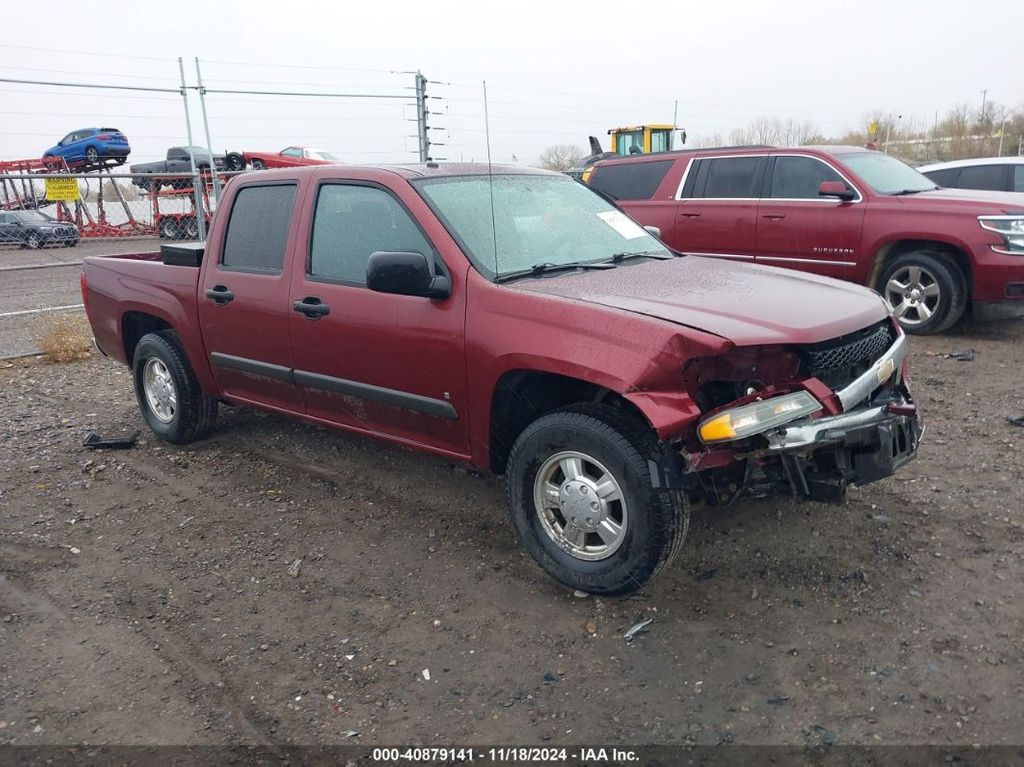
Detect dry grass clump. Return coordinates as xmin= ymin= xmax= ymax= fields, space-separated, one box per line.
xmin=36 ymin=313 xmax=92 ymax=363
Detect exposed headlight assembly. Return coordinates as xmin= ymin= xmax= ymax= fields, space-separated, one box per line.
xmin=698 ymin=391 xmax=822 ymax=444
xmin=978 ymin=215 xmax=1024 ymax=254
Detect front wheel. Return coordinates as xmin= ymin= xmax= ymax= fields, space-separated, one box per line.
xmin=880 ymin=252 xmax=966 ymax=335
xmin=132 ymin=331 xmax=217 ymax=444
xmin=251 ymin=159 xmax=266 ymax=170
xmin=85 ymin=146 xmax=99 ymax=163
xmin=26 ymin=233 xmax=42 ymax=249
xmin=506 ymin=404 xmax=688 ymax=596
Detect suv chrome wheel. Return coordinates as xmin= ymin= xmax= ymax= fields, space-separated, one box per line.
xmin=884 ymin=264 xmax=940 ymax=327
xmin=533 ymin=450 xmax=628 ymax=561
xmin=143 ymin=357 xmax=177 ymax=424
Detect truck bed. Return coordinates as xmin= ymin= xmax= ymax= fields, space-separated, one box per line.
xmin=82 ymin=250 xmax=203 ymax=366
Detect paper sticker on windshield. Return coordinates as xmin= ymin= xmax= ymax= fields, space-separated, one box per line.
xmin=597 ymin=210 xmax=647 ymax=240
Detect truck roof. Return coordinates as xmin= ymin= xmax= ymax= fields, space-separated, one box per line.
xmin=592 ymin=144 xmax=873 ymax=166
xmin=235 ymin=163 xmax=560 ymax=183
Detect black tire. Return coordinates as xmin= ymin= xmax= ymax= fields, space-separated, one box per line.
xmin=85 ymin=146 xmax=99 ymax=163
xmin=878 ymin=251 xmax=966 ymax=335
xmin=158 ymin=218 xmax=180 ymax=240
xmin=26 ymin=233 xmax=42 ymax=249
xmin=225 ymin=152 xmax=245 ymax=171
xmin=132 ymin=331 xmax=217 ymax=444
xmin=506 ymin=403 xmax=688 ymax=596
xmin=251 ymin=159 xmax=266 ymax=170
xmin=184 ymin=217 xmax=200 ymax=239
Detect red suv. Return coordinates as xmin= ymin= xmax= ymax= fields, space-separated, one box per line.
xmin=586 ymin=146 xmax=1024 ymax=333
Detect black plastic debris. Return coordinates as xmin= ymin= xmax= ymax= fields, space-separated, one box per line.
xmin=1008 ymin=416 xmax=1024 ymax=428
xmin=82 ymin=431 xmax=139 ymax=449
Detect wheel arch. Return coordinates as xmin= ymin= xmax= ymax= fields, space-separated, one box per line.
xmin=487 ymin=368 xmax=655 ymax=475
xmin=867 ymin=238 xmax=972 ymax=295
xmin=121 ymin=311 xmax=173 ymax=363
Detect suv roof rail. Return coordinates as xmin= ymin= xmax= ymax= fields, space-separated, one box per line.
xmin=596 ymin=145 xmax=773 ymax=164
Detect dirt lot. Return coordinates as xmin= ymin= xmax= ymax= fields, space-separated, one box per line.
xmin=1 ymin=321 xmax=1022 ymax=748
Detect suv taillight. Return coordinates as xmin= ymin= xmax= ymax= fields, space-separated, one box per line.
xmin=96 ymin=134 xmax=111 ymax=141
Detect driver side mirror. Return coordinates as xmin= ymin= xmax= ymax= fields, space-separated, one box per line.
xmin=366 ymin=251 xmax=451 ymax=299
xmin=818 ymin=180 xmax=857 ymax=201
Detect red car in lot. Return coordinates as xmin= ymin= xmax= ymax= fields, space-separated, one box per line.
xmin=80 ymin=163 xmax=921 ymax=595
xmin=586 ymin=146 xmax=1024 ymax=333
xmin=224 ymin=146 xmax=342 ymax=171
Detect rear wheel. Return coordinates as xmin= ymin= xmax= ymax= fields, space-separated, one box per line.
xmin=506 ymin=404 xmax=688 ymax=596
xmin=132 ymin=331 xmax=217 ymax=444
xmin=251 ymin=159 xmax=267 ymax=170
xmin=184 ymin=217 xmax=200 ymax=239
xmin=880 ymin=251 xmax=966 ymax=334
xmin=85 ymin=146 xmax=99 ymax=163
xmin=158 ymin=218 xmax=180 ymax=239
xmin=26 ymin=233 xmax=42 ymax=249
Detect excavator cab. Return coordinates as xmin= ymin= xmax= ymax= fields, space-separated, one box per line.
xmin=569 ymin=124 xmax=686 ymax=181
xmin=608 ymin=125 xmax=678 ymax=155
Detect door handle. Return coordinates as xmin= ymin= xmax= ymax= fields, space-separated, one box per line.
xmin=679 ymin=211 xmax=702 ymax=218
xmin=293 ymin=296 xmax=330 ymax=319
xmin=762 ymin=214 xmax=786 ymax=220
xmin=204 ymin=285 xmax=234 ymax=304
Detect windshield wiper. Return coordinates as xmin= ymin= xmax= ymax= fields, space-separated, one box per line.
xmin=494 ymin=261 xmax=616 ymax=283
xmin=605 ymin=249 xmax=674 ymax=263
xmin=890 ymin=187 xmax=936 ymax=196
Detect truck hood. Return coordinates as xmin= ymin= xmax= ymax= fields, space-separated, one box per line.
xmin=511 ymin=256 xmax=890 ymax=346
xmin=900 ymin=187 xmax=1024 ymax=211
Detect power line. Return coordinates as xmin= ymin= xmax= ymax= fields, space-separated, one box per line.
xmin=0 ymin=76 xmax=179 ymax=94
xmin=0 ymin=43 xmax=172 ymax=62
xmin=199 ymin=57 xmax=402 ymax=75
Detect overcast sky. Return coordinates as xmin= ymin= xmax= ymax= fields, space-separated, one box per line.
xmin=1 ymin=0 xmax=1021 ymax=165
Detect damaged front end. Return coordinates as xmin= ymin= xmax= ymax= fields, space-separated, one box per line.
xmin=676 ymin=319 xmax=922 ymax=505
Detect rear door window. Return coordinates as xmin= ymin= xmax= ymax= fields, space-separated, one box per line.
xmin=589 ymin=160 xmax=673 ymax=201
xmin=221 ymin=183 xmax=297 ymax=273
xmin=956 ymin=164 xmax=1006 ymax=191
xmin=1014 ymin=166 xmax=1024 ymax=193
xmin=769 ymin=156 xmax=846 ymax=199
xmin=689 ymin=157 xmax=766 ymax=199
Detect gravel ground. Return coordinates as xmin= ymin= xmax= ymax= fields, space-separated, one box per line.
xmin=0 ymin=321 xmax=1022 ymax=747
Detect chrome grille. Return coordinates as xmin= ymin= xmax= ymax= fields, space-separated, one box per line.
xmin=800 ymin=321 xmax=895 ymax=390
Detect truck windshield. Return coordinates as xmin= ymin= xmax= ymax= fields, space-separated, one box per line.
xmin=412 ymin=173 xmax=669 ymax=280
xmin=838 ymin=151 xmax=937 ymax=195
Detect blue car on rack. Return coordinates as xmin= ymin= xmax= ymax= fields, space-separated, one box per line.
xmin=42 ymin=127 xmax=131 ymax=168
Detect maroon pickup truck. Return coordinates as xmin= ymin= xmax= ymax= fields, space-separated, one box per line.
xmin=586 ymin=145 xmax=1024 ymax=334
xmin=81 ymin=163 xmax=921 ymax=595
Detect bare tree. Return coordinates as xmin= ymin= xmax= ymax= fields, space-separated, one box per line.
xmin=728 ymin=117 xmax=822 ymax=146
xmin=538 ymin=144 xmax=586 ymax=172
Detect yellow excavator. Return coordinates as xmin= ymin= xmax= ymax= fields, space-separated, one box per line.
xmin=571 ymin=124 xmax=686 ymax=181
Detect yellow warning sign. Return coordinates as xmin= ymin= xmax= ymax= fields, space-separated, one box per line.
xmin=867 ymin=121 xmax=879 ymax=137
xmin=44 ymin=178 xmax=80 ymax=201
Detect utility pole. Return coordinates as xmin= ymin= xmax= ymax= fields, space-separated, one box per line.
xmin=414 ymin=71 xmax=430 ymax=163
xmin=980 ymin=88 xmax=988 ymax=122
xmin=177 ymin=57 xmax=206 ymax=242
xmin=194 ymin=58 xmax=222 ymax=203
